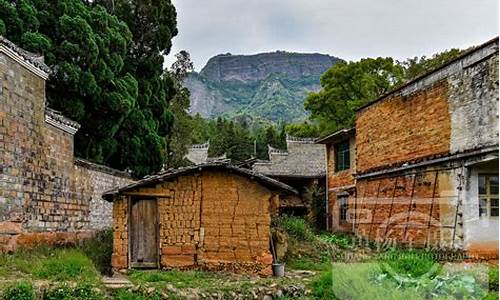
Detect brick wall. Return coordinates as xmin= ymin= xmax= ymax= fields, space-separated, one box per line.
xmin=111 ymin=170 xmax=275 ymax=275
xmin=356 ymin=80 xmax=452 ymax=174
xmin=0 ymin=47 xmax=133 ymax=252
xmin=326 ymin=137 xmax=355 ymax=232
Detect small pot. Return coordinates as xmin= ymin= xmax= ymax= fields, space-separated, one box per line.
xmin=272 ymin=263 xmax=285 ymax=277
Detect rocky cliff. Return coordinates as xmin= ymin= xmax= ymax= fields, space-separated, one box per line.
xmin=184 ymin=51 xmax=341 ymax=122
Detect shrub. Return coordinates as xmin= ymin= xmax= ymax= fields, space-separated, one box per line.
xmin=115 ymin=289 xmax=162 ymax=300
xmin=79 ymin=229 xmax=113 ymax=275
xmin=274 ymin=216 xmax=316 ymax=242
xmin=310 ymin=270 xmax=336 ymax=300
xmin=3 ymin=282 xmax=34 ymax=300
xmin=379 ymin=248 xmax=438 ymax=278
xmin=42 ymin=283 xmax=104 ymax=300
xmin=33 ymin=249 xmax=98 ymax=281
xmin=318 ymin=233 xmax=354 ymax=249
xmin=489 ymin=266 xmax=499 ymax=291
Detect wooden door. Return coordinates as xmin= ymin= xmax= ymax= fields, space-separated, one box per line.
xmin=130 ymin=198 xmax=158 ymax=268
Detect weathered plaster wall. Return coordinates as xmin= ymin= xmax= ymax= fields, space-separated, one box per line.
xmin=462 ymin=159 xmax=499 ymax=259
xmin=448 ymin=53 xmax=499 ymax=153
xmin=111 ymin=170 xmax=275 ymax=275
xmin=0 ymin=48 xmax=133 ymax=252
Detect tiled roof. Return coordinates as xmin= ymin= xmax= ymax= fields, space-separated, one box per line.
xmin=0 ymin=35 xmax=50 ymax=77
xmin=253 ymin=136 xmax=326 ymax=178
xmin=103 ymin=161 xmax=298 ymax=200
xmin=45 ymin=108 xmax=80 ymax=135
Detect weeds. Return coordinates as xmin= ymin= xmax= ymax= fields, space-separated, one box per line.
xmin=33 ymin=249 xmax=99 ymax=281
xmin=42 ymin=283 xmax=104 ymax=300
xmin=274 ymin=216 xmax=316 ymax=242
xmin=78 ymin=229 xmax=113 ymax=276
xmin=2 ymin=281 xmax=34 ymax=300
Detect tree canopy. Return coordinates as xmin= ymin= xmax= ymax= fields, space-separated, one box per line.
xmin=0 ymin=0 xmax=179 ymax=177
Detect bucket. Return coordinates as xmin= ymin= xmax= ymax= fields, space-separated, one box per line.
xmin=272 ymin=263 xmax=285 ymax=277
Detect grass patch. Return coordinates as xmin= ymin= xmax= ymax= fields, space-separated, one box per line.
xmin=42 ymin=283 xmax=104 ymax=300
xmin=0 ymin=246 xmax=100 ymax=282
xmin=274 ymin=216 xmax=316 ymax=242
xmin=2 ymin=281 xmax=34 ymax=300
xmin=33 ymin=249 xmax=99 ymax=281
xmin=379 ymin=248 xmax=438 ymax=278
xmin=128 ymin=270 xmax=213 ymax=289
xmin=79 ymin=229 xmax=113 ymax=276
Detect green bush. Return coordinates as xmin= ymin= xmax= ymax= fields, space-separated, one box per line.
xmin=379 ymin=248 xmax=438 ymax=278
xmin=33 ymin=249 xmax=99 ymax=281
xmin=310 ymin=270 xmax=336 ymax=300
xmin=3 ymin=282 xmax=34 ymax=300
xmin=79 ymin=229 xmax=113 ymax=275
xmin=318 ymin=233 xmax=354 ymax=249
xmin=489 ymin=266 xmax=499 ymax=291
xmin=114 ymin=289 xmax=162 ymax=300
xmin=42 ymin=283 xmax=104 ymax=300
xmin=274 ymin=216 xmax=316 ymax=242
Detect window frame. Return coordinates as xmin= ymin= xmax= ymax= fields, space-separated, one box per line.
xmin=338 ymin=195 xmax=349 ymax=222
xmin=334 ymin=139 xmax=351 ymax=172
xmin=478 ymin=173 xmax=499 ymax=218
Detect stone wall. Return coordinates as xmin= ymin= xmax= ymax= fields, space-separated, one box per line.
xmin=0 ymin=41 xmax=134 ymax=252
xmin=111 ymin=170 xmax=275 ymax=275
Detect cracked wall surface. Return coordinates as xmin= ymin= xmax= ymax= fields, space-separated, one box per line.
xmin=111 ymin=170 xmax=275 ymax=275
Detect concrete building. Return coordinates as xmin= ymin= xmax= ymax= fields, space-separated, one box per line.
xmin=318 ymin=37 xmax=499 ymax=258
xmin=103 ymin=162 xmax=296 ymax=275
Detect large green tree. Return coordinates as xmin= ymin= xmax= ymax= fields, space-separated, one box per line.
xmin=93 ymin=0 xmax=178 ymax=177
xmin=304 ymin=57 xmax=405 ymax=135
xmin=1 ymin=0 xmax=179 ymax=177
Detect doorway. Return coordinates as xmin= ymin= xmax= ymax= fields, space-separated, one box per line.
xmin=130 ymin=198 xmax=158 ymax=268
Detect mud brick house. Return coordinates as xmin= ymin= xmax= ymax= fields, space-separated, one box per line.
xmin=319 ymin=37 xmax=499 ymax=258
xmin=103 ymin=162 xmax=297 ymax=275
xmin=252 ymin=136 xmax=326 ymax=215
xmin=0 ymin=36 xmax=134 ymax=252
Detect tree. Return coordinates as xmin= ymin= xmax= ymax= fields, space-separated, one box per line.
xmin=401 ymin=49 xmax=464 ymax=80
xmin=91 ymin=0 xmax=179 ymax=177
xmin=0 ymin=0 xmax=146 ymax=173
xmin=304 ymin=57 xmax=405 ymax=135
xmin=164 ymin=51 xmax=195 ymax=168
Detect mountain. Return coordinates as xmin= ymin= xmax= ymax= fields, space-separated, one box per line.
xmin=183 ymin=51 xmax=341 ymax=122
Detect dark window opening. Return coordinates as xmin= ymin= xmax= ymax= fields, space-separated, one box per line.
xmin=339 ymin=195 xmax=348 ymax=221
xmin=335 ymin=140 xmax=350 ymax=172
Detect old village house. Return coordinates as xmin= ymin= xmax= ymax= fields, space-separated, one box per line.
xmin=252 ymin=136 xmax=326 ymax=216
xmin=103 ymin=162 xmax=297 ymax=275
xmin=318 ymin=37 xmax=499 ymax=259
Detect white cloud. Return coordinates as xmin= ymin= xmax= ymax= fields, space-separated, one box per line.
xmin=164 ymin=0 xmax=498 ymax=71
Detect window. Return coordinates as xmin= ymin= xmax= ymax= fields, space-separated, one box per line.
xmin=335 ymin=140 xmax=350 ymax=171
xmin=339 ymin=195 xmax=348 ymax=221
xmin=478 ymin=174 xmax=499 ymax=217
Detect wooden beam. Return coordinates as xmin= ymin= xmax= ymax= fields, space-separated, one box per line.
xmin=123 ymin=191 xmax=171 ymax=198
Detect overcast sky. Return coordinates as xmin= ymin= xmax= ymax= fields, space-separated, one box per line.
xmin=164 ymin=0 xmax=499 ymax=71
